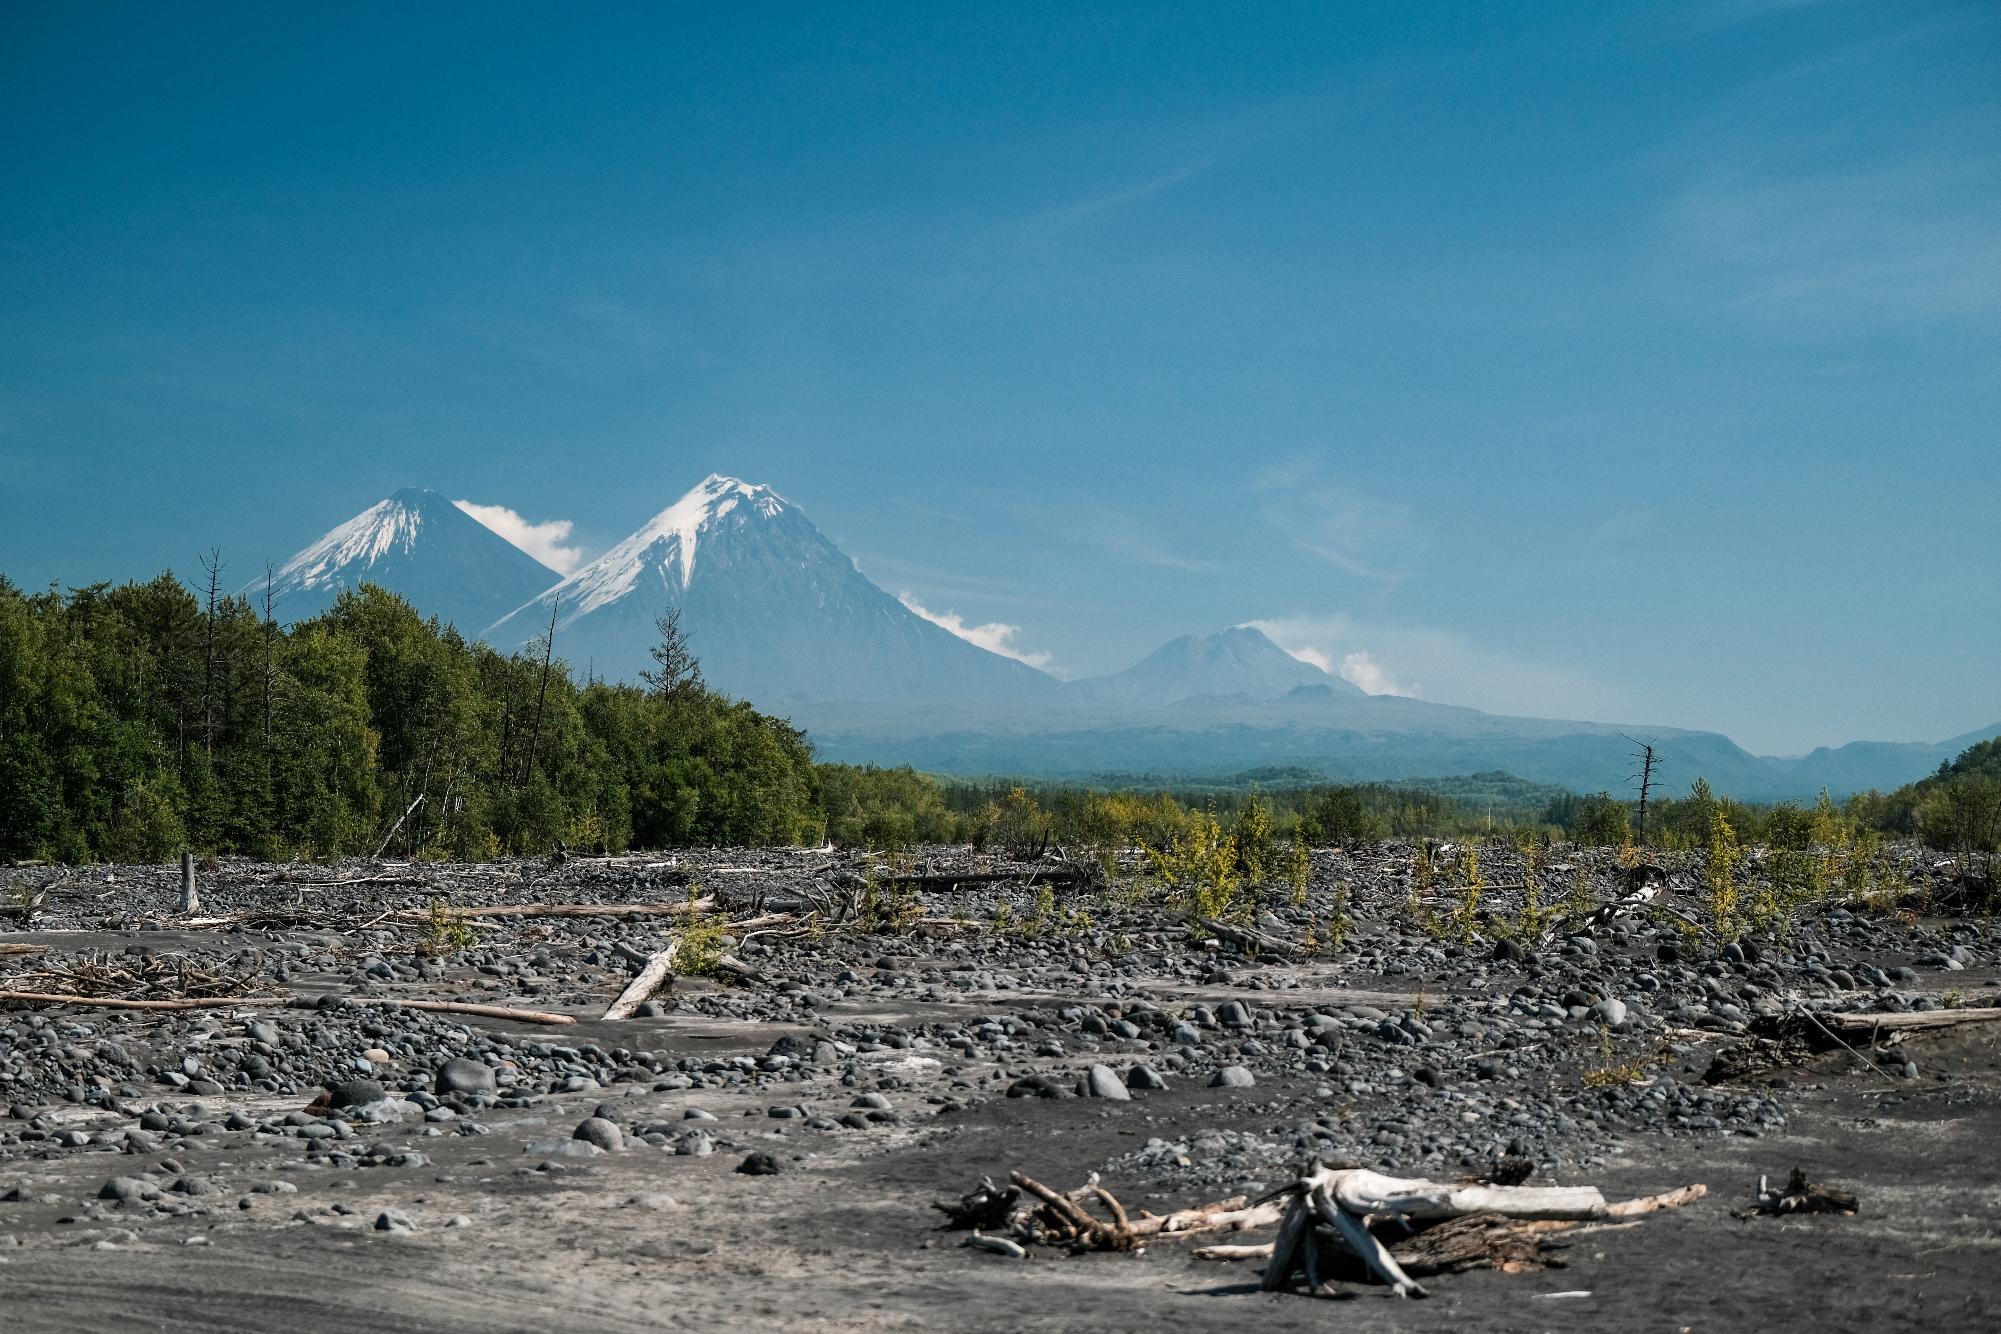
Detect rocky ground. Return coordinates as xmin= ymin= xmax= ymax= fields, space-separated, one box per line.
xmin=1 ymin=844 xmax=1998 ymax=1331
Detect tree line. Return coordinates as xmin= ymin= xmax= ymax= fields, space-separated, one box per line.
xmin=5 ymin=568 xmax=1993 ymax=863
xmin=0 ymin=574 xmax=820 ymax=862
xmin=821 ymin=749 xmax=2001 ymax=856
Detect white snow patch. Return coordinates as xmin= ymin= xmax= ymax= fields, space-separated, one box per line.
xmin=519 ymin=474 xmax=791 ymax=621
xmin=275 ymin=497 xmax=422 ymax=589
xmin=453 ymin=500 xmax=584 ymax=574
xmin=898 ymin=593 xmax=1053 ymax=670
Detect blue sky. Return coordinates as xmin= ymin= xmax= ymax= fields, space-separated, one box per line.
xmin=3 ymin=1 xmax=1996 ymax=754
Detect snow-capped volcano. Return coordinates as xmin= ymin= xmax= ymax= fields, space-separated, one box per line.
xmin=555 ymin=474 xmax=787 ymax=617
xmin=487 ymin=474 xmax=1056 ymax=703
xmin=258 ymin=488 xmax=562 ymax=630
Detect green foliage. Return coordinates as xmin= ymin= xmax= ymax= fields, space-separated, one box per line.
xmin=1502 ymin=836 xmax=1557 ymax=942
xmin=1562 ymin=792 xmax=1633 ymax=847
xmin=1230 ymin=790 xmax=1275 ymax=885
xmin=1449 ymin=846 xmax=1485 ymax=944
xmin=818 ymin=764 xmax=956 ymax=850
xmin=676 ymin=884 xmax=726 ymax=975
xmin=1849 ymin=738 xmax=2001 ymax=855
xmin=1149 ymin=807 xmax=1242 ymax=923
xmin=1286 ymin=831 xmax=1310 ymax=907
xmin=1297 ymin=784 xmax=1388 ymax=845
xmin=989 ymin=787 xmax=1054 ymax=857
xmin=418 ymin=899 xmax=476 ymax=958
xmin=104 ymin=778 xmax=187 ymax=863
xmin=1706 ymin=803 xmax=1743 ymax=938
xmin=0 ymin=576 xmax=821 ymax=861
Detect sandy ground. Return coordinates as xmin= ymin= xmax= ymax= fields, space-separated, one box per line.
xmin=4 ymin=1002 xmax=1997 ymax=1333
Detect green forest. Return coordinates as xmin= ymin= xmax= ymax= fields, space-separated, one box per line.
xmin=0 ymin=574 xmax=820 ymax=862
xmin=3 ymin=572 xmax=1995 ymax=863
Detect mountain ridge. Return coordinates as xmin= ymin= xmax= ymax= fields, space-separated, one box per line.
xmin=256 ymin=477 xmax=1993 ymax=801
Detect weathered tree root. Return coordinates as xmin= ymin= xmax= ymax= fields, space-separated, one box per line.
xmin=951 ymin=1166 xmax=1702 ymax=1295
xmin=1253 ymin=1167 xmax=1706 ymax=1298
xmin=1009 ymin=1170 xmax=1138 ymax=1251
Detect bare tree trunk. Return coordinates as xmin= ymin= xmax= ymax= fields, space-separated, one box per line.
xmin=178 ymin=849 xmax=200 ymax=915
xmin=261 ymin=563 xmax=275 ymax=774
xmin=198 ymin=548 xmax=223 ymax=764
xmin=1625 ymin=735 xmax=1659 ymax=845
xmin=523 ymin=599 xmax=558 ymax=787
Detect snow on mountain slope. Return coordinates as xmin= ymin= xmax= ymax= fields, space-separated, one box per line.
xmin=257 ymin=488 xmax=562 ymax=631
xmin=487 ymin=475 xmax=1057 ymax=703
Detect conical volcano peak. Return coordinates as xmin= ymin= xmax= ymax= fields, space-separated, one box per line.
xmin=256 ymin=489 xmax=562 ymax=629
xmin=618 ymin=475 xmax=792 ymax=592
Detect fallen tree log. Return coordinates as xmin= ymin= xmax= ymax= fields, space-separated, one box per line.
xmin=344 ymin=997 xmax=575 ymax=1026
xmin=0 ymin=990 xmax=574 ymax=1026
xmin=1822 ymin=1006 xmax=2001 ymax=1033
xmin=1256 ymin=1167 xmax=1703 ymax=1298
xmin=603 ymin=940 xmax=681 ymax=1020
xmin=0 ymin=990 xmax=268 ymax=1012
xmin=1195 ymin=917 xmax=1298 ymax=959
xmin=389 ymin=897 xmax=715 ymax=923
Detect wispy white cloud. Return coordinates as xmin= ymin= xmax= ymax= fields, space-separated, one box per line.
xmin=1658 ymin=153 xmax=2001 ymax=334
xmin=453 ymin=500 xmax=587 ymax=574
xmin=1254 ymin=463 xmax=1426 ymax=581
xmin=1078 ymin=508 xmax=1221 ymax=574
xmin=1010 ymin=102 xmax=1303 ymax=233
xmin=1643 ymin=11 xmax=2001 ymax=337
xmin=899 ymin=593 xmax=1055 ymax=671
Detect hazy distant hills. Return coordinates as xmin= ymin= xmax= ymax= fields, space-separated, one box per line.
xmin=258 ymin=476 xmax=1998 ymax=800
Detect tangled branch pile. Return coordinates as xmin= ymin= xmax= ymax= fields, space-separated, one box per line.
xmin=5 ymin=950 xmax=270 ymax=1001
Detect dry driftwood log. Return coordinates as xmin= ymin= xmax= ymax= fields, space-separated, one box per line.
xmin=952 ymin=1164 xmax=1700 ymax=1295
xmin=603 ymin=939 xmax=682 ymax=1020
xmin=1823 ymin=1007 xmax=2001 ymax=1033
xmin=0 ymin=991 xmax=574 ymax=1025
xmin=395 ymin=897 xmax=716 ymax=922
xmin=1196 ymin=917 xmax=1299 ymax=960
xmin=1255 ymin=1167 xmax=1706 ymax=1298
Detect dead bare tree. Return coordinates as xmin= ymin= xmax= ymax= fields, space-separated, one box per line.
xmin=523 ymin=599 xmax=558 ymax=787
xmin=197 ymin=548 xmax=224 ymax=763
xmin=261 ymin=562 xmax=276 ymax=772
xmin=1624 ymin=735 xmax=1660 ymax=845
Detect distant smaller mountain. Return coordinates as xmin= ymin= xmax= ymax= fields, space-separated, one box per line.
xmin=256 ymin=488 xmax=561 ymax=631
xmin=1065 ymin=626 xmax=1365 ymax=709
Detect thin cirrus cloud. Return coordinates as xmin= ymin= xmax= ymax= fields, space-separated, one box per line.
xmin=898 ymin=593 xmax=1055 ymax=672
xmin=1658 ymin=153 xmax=2001 ymax=336
xmin=1254 ymin=466 xmax=1427 ymax=581
xmin=453 ymin=500 xmax=588 ymax=575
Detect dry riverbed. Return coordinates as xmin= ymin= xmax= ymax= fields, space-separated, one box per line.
xmin=2 ymin=846 xmax=1998 ymax=1331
